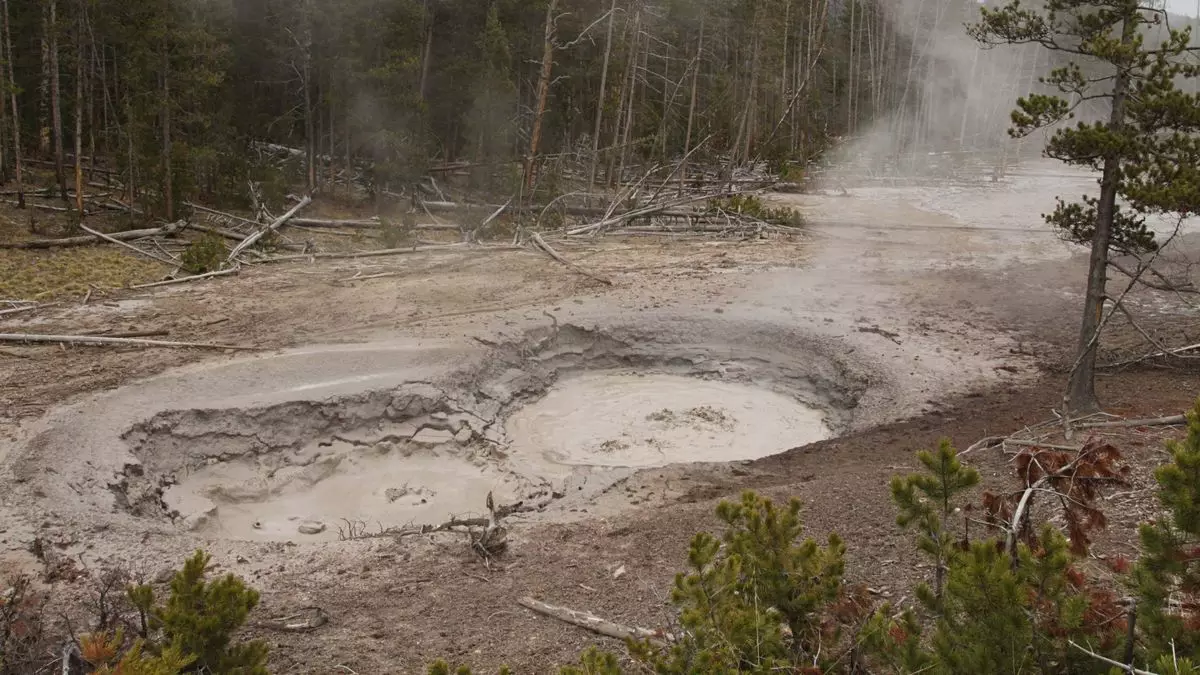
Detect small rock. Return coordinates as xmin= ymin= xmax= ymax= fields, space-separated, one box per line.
xmin=153 ymin=567 xmax=175 ymax=584
xmin=298 ymin=520 xmax=326 ymax=535
xmin=454 ymin=427 xmax=473 ymax=444
xmin=612 ymin=565 xmax=626 ymax=580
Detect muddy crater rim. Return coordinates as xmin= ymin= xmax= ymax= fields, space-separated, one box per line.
xmin=111 ymin=324 xmax=865 ymax=541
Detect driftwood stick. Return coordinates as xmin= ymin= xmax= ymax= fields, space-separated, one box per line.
xmin=255 ymin=243 xmax=520 ymax=263
xmin=1077 ymin=414 xmax=1186 ymax=429
xmin=227 ymin=195 xmax=312 ymax=261
xmin=1067 ymin=640 xmax=1157 ymax=675
xmin=184 ymin=202 xmax=260 ymax=227
xmin=79 ymin=224 xmax=178 ymax=266
xmin=0 ymin=199 xmax=92 ymax=214
xmin=517 ymin=597 xmax=668 ymax=645
xmin=0 ymin=333 xmax=252 ymax=350
xmin=530 ymin=232 xmax=613 ymax=285
xmin=0 ymin=225 xmax=178 ymax=250
xmin=130 ymin=267 xmax=240 ymax=289
xmin=185 ymin=222 xmax=248 ymax=242
xmin=290 ymin=216 xmax=381 ymax=228
xmin=0 ymin=304 xmax=46 ymax=317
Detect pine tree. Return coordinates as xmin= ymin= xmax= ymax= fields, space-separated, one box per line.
xmin=1135 ymin=400 xmax=1200 ymax=665
xmin=890 ymin=438 xmax=979 ymax=604
xmin=969 ymin=0 xmax=1200 ymax=412
xmin=128 ymin=550 xmax=268 ymax=675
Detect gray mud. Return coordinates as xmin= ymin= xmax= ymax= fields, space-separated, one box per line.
xmin=13 ymin=322 xmax=863 ymax=543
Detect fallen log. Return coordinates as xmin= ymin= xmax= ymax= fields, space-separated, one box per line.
xmin=0 ymin=333 xmax=252 ymax=350
xmin=517 ymin=597 xmax=669 ymax=645
xmin=227 ymin=195 xmax=312 ymax=262
xmin=255 ymin=243 xmax=520 ymax=263
xmin=184 ymin=202 xmax=261 ymax=227
xmin=81 ymin=329 xmax=170 ymax=338
xmin=79 ymin=224 xmax=178 ymax=267
xmin=1076 ymin=414 xmax=1186 ymax=429
xmin=290 ymin=216 xmax=380 ymax=228
xmin=185 ymin=222 xmax=248 ymax=242
xmin=0 ymin=223 xmax=183 ymax=250
xmin=0 ymin=304 xmax=47 ymax=317
xmin=0 ymin=199 xmax=94 ymax=215
xmin=130 ymin=267 xmax=240 ymax=289
xmin=565 ymin=190 xmax=743 ymax=236
xmin=530 ymin=232 xmax=613 ymax=285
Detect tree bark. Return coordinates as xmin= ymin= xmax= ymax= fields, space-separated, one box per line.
xmin=74 ymin=1 xmax=84 ymax=219
xmin=524 ymin=0 xmax=559 ymax=194
xmin=1066 ymin=13 xmax=1137 ymax=414
xmin=587 ymin=0 xmax=617 ymax=196
xmin=679 ymin=15 xmax=703 ymax=196
xmin=38 ymin=3 xmax=50 ymax=156
xmin=419 ymin=9 xmax=433 ymax=102
xmin=301 ymin=0 xmax=316 ymax=194
xmin=49 ymin=0 xmax=66 ymax=200
xmin=2 ymin=0 xmax=22 ymax=210
xmin=160 ymin=12 xmax=173 ymax=222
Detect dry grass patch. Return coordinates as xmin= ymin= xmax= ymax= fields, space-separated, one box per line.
xmin=0 ymin=247 xmax=167 ymax=300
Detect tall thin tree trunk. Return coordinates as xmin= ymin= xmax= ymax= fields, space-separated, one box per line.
xmin=587 ymin=0 xmax=617 ymax=196
xmin=419 ymin=17 xmax=434 ymax=102
xmin=39 ymin=4 xmax=50 ymax=156
xmin=524 ymin=0 xmax=559 ymax=193
xmin=2 ymin=0 xmax=22 ymax=210
xmin=846 ymin=0 xmax=856 ymax=135
xmin=301 ymin=0 xmax=316 ymax=193
xmin=742 ymin=26 xmax=760 ymax=163
xmin=606 ymin=8 xmax=634 ymax=186
xmin=160 ymin=22 xmax=173 ymax=221
xmin=74 ymin=1 xmax=83 ymax=219
xmin=49 ymin=0 xmax=66 ymax=200
xmin=615 ymin=8 xmax=641 ymax=187
xmin=86 ymin=5 xmax=96 ymax=182
xmin=679 ymin=15 xmax=703 ymax=195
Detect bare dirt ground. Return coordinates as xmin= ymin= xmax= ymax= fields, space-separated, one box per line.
xmin=2 ymin=163 xmax=1199 ymax=672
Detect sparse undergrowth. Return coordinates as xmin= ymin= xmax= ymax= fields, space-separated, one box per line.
xmin=0 ymin=248 xmax=166 ymax=300
xmin=180 ymin=233 xmax=229 ymax=274
xmin=706 ymin=194 xmax=804 ymax=227
xmin=434 ymin=402 xmax=1200 ymax=675
xmin=1 ymin=551 xmax=267 ymax=675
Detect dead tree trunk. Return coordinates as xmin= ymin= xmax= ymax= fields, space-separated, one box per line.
xmin=73 ymin=1 xmax=84 ymax=219
xmin=38 ymin=4 xmax=50 ymax=157
xmin=160 ymin=21 xmax=173 ymax=221
xmin=524 ymin=0 xmax=559 ymax=194
xmin=679 ymin=15 xmax=702 ymax=195
xmin=587 ymin=0 xmax=617 ymax=196
xmin=419 ymin=9 xmax=433 ymax=102
xmin=49 ymin=0 xmax=67 ymax=201
xmin=301 ymin=0 xmax=316 ymax=194
xmin=2 ymin=0 xmax=23 ymax=210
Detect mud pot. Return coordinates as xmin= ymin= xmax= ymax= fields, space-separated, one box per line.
xmin=14 ymin=321 xmax=861 ymax=545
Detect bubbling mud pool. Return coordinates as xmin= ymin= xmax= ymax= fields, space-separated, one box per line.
xmin=95 ymin=324 xmax=860 ymax=543
xmin=506 ymin=372 xmax=831 ymax=469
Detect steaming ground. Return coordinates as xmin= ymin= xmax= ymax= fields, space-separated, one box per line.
xmin=1 ymin=161 xmax=1190 ymax=671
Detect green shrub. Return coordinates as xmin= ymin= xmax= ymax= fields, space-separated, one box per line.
xmin=706 ymin=194 xmax=804 ymax=227
xmin=127 ymin=550 xmax=268 ymax=674
xmin=433 ymin=401 xmax=1200 ymax=674
xmin=180 ymin=233 xmax=228 ymax=274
